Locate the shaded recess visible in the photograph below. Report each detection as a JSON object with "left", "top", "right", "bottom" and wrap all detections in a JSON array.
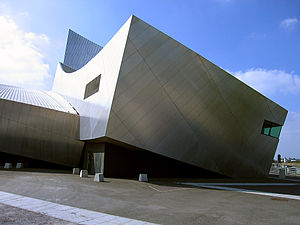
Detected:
[
  {"left": 0, "top": 152, "right": 71, "bottom": 170},
  {"left": 82, "top": 142, "right": 225, "bottom": 178}
]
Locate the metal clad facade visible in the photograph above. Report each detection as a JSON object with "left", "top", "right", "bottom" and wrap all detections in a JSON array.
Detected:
[
  {"left": 53, "top": 17, "right": 132, "bottom": 140},
  {"left": 105, "top": 16, "right": 288, "bottom": 177},
  {"left": 0, "top": 98, "right": 83, "bottom": 167},
  {"left": 0, "top": 84, "right": 77, "bottom": 114},
  {"left": 63, "top": 30, "right": 103, "bottom": 71}
]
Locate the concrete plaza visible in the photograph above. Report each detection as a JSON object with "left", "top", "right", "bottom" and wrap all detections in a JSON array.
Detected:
[{"left": 0, "top": 170, "right": 300, "bottom": 225}]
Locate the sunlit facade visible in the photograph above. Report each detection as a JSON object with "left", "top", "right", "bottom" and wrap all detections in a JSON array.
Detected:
[{"left": 0, "top": 15, "right": 288, "bottom": 178}]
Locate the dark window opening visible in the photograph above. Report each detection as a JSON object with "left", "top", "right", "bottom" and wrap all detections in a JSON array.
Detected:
[
  {"left": 261, "top": 120, "right": 282, "bottom": 139},
  {"left": 84, "top": 75, "right": 101, "bottom": 99}
]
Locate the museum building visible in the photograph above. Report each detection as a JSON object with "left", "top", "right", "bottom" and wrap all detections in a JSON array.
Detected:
[{"left": 0, "top": 15, "right": 287, "bottom": 178}]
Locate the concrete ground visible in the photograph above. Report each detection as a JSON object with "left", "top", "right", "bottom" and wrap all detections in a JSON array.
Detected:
[
  {"left": 0, "top": 169, "right": 300, "bottom": 225},
  {"left": 0, "top": 202, "right": 74, "bottom": 225}
]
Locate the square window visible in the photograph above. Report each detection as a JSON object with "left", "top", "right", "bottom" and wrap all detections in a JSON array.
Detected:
[
  {"left": 270, "top": 126, "right": 282, "bottom": 138},
  {"left": 84, "top": 75, "right": 101, "bottom": 99},
  {"left": 261, "top": 120, "right": 282, "bottom": 139}
]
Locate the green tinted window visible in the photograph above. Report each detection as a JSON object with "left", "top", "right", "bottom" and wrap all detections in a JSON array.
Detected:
[
  {"left": 263, "top": 127, "right": 270, "bottom": 135},
  {"left": 270, "top": 126, "right": 282, "bottom": 138},
  {"left": 261, "top": 120, "right": 282, "bottom": 139}
]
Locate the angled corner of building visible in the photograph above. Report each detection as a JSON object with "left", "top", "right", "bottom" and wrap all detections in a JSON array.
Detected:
[{"left": 0, "top": 15, "right": 288, "bottom": 178}]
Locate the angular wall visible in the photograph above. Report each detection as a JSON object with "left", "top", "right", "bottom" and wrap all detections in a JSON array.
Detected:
[
  {"left": 105, "top": 16, "right": 287, "bottom": 177},
  {"left": 51, "top": 15, "right": 287, "bottom": 177},
  {"left": 53, "top": 17, "right": 133, "bottom": 140},
  {"left": 0, "top": 99, "right": 83, "bottom": 167}
]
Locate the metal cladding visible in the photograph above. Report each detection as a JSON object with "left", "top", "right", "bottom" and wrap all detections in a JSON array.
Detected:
[
  {"left": 63, "top": 29, "right": 103, "bottom": 71},
  {"left": 53, "top": 18, "right": 132, "bottom": 139},
  {"left": 0, "top": 82, "right": 82, "bottom": 168},
  {"left": 0, "top": 84, "right": 77, "bottom": 114},
  {"left": 0, "top": 15, "right": 287, "bottom": 177},
  {"left": 0, "top": 97, "right": 83, "bottom": 167},
  {"left": 52, "top": 15, "right": 288, "bottom": 178}
]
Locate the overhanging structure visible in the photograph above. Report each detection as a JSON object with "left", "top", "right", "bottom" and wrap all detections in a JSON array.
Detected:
[{"left": 0, "top": 15, "right": 288, "bottom": 178}]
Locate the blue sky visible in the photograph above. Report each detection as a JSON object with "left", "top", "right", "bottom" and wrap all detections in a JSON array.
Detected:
[{"left": 0, "top": 0, "right": 299, "bottom": 158}]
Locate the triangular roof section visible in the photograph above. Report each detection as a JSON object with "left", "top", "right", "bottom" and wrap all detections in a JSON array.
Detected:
[{"left": 63, "top": 29, "right": 103, "bottom": 71}]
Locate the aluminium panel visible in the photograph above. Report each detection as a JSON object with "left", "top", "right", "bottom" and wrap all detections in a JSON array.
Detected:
[
  {"left": 53, "top": 16, "right": 133, "bottom": 140},
  {"left": 106, "top": 15, "right": 287, "bottom": 177},
  {"left": 64, "top": 29, "right": 103, "bottom": 71},
  {"left": 0, "top": 84, "right": 77, "bottom": 114},
  {"left": 0, "top": 99, "right": 84, "bottom": 167}
]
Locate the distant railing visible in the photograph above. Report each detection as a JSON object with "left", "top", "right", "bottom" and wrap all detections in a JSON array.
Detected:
[
  {"left": 269, "top": 164, "right": 298, "bottom": 177},
  {"left": 286, "top": 167, "right": 297, "bottom": 176},
  {"left": 269, "top": 165, "right": 280, "bottom": 175}
]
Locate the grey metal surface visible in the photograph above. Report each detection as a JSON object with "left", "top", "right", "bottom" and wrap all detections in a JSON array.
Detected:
[
  {"left": 63, "top": 29, "right": 103, "bottom": 71},
  {"left": 105, "top": 15, "right": 288, "bottom": 177},
  {"left": 0, "top": 98, "right": 83, "bottom": 167},
  {"left": 0, "top": 84, "right": 77, "bottom": 114},
  {"left": 60, "top": 62, "right": 76, "bottom": 73},
  {"left": 53, "top": 17, "right": 133, "bottom": 140}
]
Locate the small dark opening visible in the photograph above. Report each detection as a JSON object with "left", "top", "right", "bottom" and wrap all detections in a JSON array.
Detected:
[
  {"left": 84, "top": 75, "right": 101, "bottom": 99},
  {"left": 103, "top": 143, "right": 226, "bottom": 178}
]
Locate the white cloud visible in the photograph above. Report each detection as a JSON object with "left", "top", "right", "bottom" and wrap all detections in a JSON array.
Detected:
[
  {"left": 233, "top": 68, "right": 300, "bottom": 97},
  {"left": 280, "top": 17, "right": 299, "bottom": 30},
  {"left": 24, "top": 32, "right": 50, "bottom": 45},
  {"left": 0, "top": 16, "right": 51, "bottom": 89}
]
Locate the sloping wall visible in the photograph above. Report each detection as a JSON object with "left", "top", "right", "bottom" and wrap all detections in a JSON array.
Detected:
[
  {"left": 0, "top": 99, "right": 83, "bottom": 167},
  {"left": 53, "top": 16, "right": 133, "bottom": 140},
  {"left": 106, "top": 16, "right": 287, "bottom": 177}
]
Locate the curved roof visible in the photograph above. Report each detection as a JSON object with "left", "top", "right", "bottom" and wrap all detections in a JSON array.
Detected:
[{"left": 0, "top": 84, "right": 77, "bottom": 114}]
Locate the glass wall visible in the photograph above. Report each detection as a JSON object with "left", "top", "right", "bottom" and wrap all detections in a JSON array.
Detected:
[{"left": 261, "top": 120, "right": 282, "bottom": 138}]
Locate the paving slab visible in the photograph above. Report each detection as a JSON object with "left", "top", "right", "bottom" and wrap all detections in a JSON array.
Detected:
[
  {"left": 0, "top": 170, "right": 300, "bottom": 225},
  {"left": 0, "top": 191, "right": 157, "bottom": 225},
  {"left": 0, "top": 202, "right": 75, "bottom": 225}
]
